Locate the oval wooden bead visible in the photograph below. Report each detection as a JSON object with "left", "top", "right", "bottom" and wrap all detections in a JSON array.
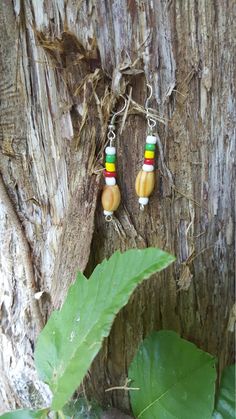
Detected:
[
  {"left": 135, "top": 170, "right": 155, "bottom": 197},
  {"left": 101, "top": 185, "right": 121, "bottom": 211}
]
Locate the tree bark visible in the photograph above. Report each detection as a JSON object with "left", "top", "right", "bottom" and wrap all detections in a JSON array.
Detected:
[{"left": 0, "top": 0, "right": 234, "bottom": 413}]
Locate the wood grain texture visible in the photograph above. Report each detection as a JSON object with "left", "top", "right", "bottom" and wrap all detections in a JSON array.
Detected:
[{"left": 0, "top": 0, "right": 234, "bottom": 413}]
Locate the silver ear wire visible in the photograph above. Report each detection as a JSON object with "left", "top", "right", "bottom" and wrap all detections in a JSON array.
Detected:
[
  {"left": 107, "top": 97, "right": 127, "bottom": 147},
  {"left": 110, "top": 97, "right": 127, "bottom": 125},
  {"left": 145, "top": 84, "right": 156, "bottom": 132}
]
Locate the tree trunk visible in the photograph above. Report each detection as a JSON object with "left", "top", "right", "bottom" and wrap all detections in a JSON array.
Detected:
[{"left": 0, "top": 0, "right": 234, "bottom": 413}]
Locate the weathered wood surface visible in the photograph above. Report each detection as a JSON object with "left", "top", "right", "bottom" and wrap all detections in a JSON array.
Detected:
[{"left": 0, "top": 0, "right": 235, "bottom": 413}]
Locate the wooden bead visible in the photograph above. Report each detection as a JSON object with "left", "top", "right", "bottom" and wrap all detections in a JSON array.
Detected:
[
  {"left": 135, "top": 170, "right": 155, "bottom": 197},
  {"left": 101, "top": 185, "right": 121, "bottom": 211}
]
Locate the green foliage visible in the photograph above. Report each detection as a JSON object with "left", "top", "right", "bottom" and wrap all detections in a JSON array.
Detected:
[
  {"left": 213, "top": 365, "right": 236, "bottom": 419},
  {"left": 34, "top": 248, "right": 175, "bottom": 411},
  {"left": 128, "top": 331, "right": 216, "bottom": 419},
  {"left": 0, "top": 409, "right": 48, "bottom": 419},
  {"left": 2, "top": 248, "right": 234, "bottom": 419}
]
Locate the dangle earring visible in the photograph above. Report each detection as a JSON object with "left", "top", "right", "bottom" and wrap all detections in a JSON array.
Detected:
[
  {"left": 135, "top": 84, "right": 157, "bottom": 210},
  {"left": 101, "top": 99, "right": 127, "bottom": 221}
]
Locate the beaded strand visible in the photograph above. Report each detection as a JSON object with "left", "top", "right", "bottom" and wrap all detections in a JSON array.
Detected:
[
  {"left": 101, "top": 106, "right": 124, "bottom": 221},
  {"left": 135, "top": 85, "right": 157, "bottom": 209}
]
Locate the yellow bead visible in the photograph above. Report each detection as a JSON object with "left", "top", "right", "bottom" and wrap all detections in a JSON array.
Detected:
[
  {"left": 135, "top": 170, "right": 155, "bottom": 197},
  {"left": 144, "top": 150, "right": 155, "bottom": 159},
  {"left": 105, "top": 162, "right": 116, "bottom": 172},
  {"left": 101, "top": 185, "right": 121, "bottom": 211}
]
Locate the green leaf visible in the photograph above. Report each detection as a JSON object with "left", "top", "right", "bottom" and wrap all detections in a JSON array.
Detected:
[
  {"left": 0, "top": 409, "right": 48, "bottom": 419},
  {"left": 35, "top": 248, "right": 175, "bottom": 411},
  {"left": 213, "top": 365, "right": 235, "bottom": 419},
  {"left": 129, "top": 331, "right": 216, "bottom": 419}
]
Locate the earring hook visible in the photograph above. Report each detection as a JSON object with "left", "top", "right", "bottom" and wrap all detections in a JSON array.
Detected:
[
  {"left": 145, "top": 84, "right": 156, "bottom": 131},
  {"left": 110, "top": 96, "right": 127, "bottom": 125},
  {"left": 107, "top": 96, "right": 127, "bottom": 146}
]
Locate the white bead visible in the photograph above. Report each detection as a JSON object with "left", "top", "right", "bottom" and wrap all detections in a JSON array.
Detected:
[
  {"left": 105, "top": 146, "right": 116, "bottom": 155},
  {"left": 139, "top": 197, "right": 149, "bottom": 205},
  {"left": 146, "top": 135, "right": 157, "bottom": 144},
  {"left": 142, "top": 164, "right": 154, "bottom": 172},
  {"left": 105, "top": 177, "right": 116, "bottom": 186},
  {"left": 104, "top": 210, "right": 113, "bottom": 216}
]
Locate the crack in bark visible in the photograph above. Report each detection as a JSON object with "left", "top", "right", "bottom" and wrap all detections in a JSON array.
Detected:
[{"left": 0, "top": 173, "right": 44, "bottom": 332}]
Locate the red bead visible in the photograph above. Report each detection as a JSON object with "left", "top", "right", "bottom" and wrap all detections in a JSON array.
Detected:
[
  {"left": 144, "top": 158, "right": 155, "bottom": 165},
  {"left": 104, "top": 170, "right": 117, "bottom": 178}
]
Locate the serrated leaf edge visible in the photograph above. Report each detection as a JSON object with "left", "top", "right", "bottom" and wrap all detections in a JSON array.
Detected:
[{"left": 52, "top": 253, "right": 175, "bottom": 409}]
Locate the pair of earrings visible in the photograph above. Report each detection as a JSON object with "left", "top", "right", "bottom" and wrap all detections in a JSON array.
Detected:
[{"left": 101, "top": 85, "right": 157, "bottom": 221}]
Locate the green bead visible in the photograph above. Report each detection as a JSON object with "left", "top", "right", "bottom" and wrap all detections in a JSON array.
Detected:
[
  {"left": 145, "top": 143, "right": 156, "bottom": 151},
  {"left": 106, "top": 154, "right": 116, "bottom": 163}
]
